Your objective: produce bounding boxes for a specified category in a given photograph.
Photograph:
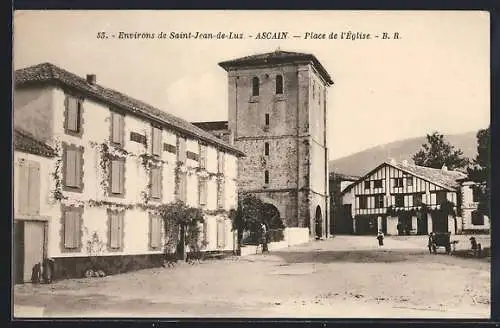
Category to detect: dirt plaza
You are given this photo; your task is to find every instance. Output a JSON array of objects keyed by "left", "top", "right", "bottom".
[{"left": 13, "top": 235, "right": 490, "bottom": 319}]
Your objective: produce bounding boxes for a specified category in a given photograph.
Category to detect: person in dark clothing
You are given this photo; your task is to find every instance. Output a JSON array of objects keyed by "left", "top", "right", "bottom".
[
  {"left": 428, "top": 232, "right": 437, "bottom": 254},
  {"left": 376, "top": 231, "right": 384, "bottom": 246},
  {"left": 470, "top": 237, "right": 478, "bottom": 256},
  {"left": 261, "top": 223, "right": 269, "bottom": 253}
]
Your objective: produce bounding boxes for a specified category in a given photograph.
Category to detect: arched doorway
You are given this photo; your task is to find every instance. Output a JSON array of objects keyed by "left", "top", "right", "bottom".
[
  {"left": 261, "top": 203, "right": 285, "bottom": 243},
  {"left": 315, "top": 206, "right": 322, "bottom": 239}
]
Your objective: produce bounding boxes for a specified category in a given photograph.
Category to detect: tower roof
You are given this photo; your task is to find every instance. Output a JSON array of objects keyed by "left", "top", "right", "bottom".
[{"left": 218, "top": 50, "right": 334, "bottom": 86}]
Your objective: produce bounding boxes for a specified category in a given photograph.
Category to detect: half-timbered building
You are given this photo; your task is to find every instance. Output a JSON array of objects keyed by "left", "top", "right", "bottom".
[{"left": 341, "top": 160, "right": 469, "bottom": 236}]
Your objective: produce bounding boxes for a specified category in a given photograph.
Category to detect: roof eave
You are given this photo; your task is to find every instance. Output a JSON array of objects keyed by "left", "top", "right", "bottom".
[{"left": 15, "top": 79, "right": 245, "bottom": 157}]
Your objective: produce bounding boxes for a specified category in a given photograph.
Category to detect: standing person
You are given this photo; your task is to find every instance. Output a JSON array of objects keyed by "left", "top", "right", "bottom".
[
  {"left": 376, "top": 230, "right": 384, "bottom": 247},
  {"left": 261, "top": 222, "right": 269, "bottom": 253},
  {"left": 428, "top": 232, "right": 436, "bottom": 254}
]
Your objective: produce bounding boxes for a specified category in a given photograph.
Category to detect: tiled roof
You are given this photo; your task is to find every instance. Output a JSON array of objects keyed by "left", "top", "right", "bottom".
[
  {"left": 329, "top": 171, "right": 359, "bottom": 181},
  {"left": 218, "top": 50, "right": 334, "bottom": 85},
  {"left": 191, "top": 121, "right": 229, "bottom": 131},
  {"left": 14, "top": 128, "right": 56, "bottom": 157},
  {"left": 14, "top": 63, "right": 245, "bottom": 157},
  {"left": 390, "top": 161, "right": 467, "bottom": 190}
]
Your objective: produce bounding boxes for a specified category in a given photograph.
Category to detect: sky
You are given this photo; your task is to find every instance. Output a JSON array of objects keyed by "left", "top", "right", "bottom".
[{"left": 13, "top": 10, "right": 490, "bottom": 160}]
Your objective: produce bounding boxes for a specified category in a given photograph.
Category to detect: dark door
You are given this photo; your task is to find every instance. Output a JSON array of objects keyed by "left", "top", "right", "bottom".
[
  {"left": 417, "top": 213, "right": 428, "bottom": 235},
  {"left": 398, "top": 213, "right": 412, "bottom": 235},
  {"left": 340, "top": 204, "right": 352, "bottom": 234},
  {"left": 14, "top": 221, "right": 24, "bottom": 284},
  {"left": 315, "top": 206, "right": 322, "bottom": 239},
  {"left": 382, "top": 216, "right": 387, "bottom": 234},
  {"left": 432, "top": 212, "right": 448, "bottom": 233}
]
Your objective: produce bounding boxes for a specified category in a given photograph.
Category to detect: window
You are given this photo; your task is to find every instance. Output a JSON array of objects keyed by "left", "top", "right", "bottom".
[
  {"left": 130, "top": 132, "right": 146, "bottom": 145},
  {"left": 264, "top": 142, "right": 269, "bottom": 156},
  {"left": 364, "top": 181, "right": 371, "bottom": 189},
  {"left": 110, "top": 159, "right": 125, "bottom": 196},
  {"left": 199, "top": 144, "right": 207, "bottom": 169},
  {"left": 374, "top": 179, "right": 383, "bottom": 189},
  {"left": 393, "top": 178, "right": 403, "bottom": 188},
  {"left": 264, "top": 170, "right": 269, "bottom": 184},
  {"left": 163, "top": 143, "right": 176, "bottom": 154},
  {"left": 108, "top": 210, "right": 124, "bottom": 251},
  {"left": 199, "top": 178, "right": 208, "bottom": 206},
  {"left": 64, "top": 95, "right": 82, "bottom": 135},
  {"left": 395, "top": 195, "right": 405, "bottom": 207},
  {"left": 63, "top": 206, "right": 82, "bottom": 250},
  {"left": 149, "top": 214, "right": 162, "bottom": 249},
  {"left": 252, "top": 77, "right": 259, "bottom": 96},
  {"left": 111, "top": 111, "right": 125, "bottom": 146},
  {"left": 150, "top": 167, "right": 162, "bottom": 199},
  {"left": 203, "top": 221, "right": 208, "bottom": 246},
  {"left": 217, "top": 151, "right": 225, "bottom": 173},
  {"left": 375, "top": 194, "right": 384, "bottom": 208},
  {"left": 265, "top": 114, "right": 270, "bottom": 126},
  {"left": 64, "top": 144, "right": 84, "bottom": 191},
  {"left": 217, "top": 178, "right": 225, "bottom": 209},
  {"left": 436, "top": 191, "right": 447, "bottom": 204},
  {"left": 186, "top": 151, "right": 199, "bottom": 161},
  {"left": 152, "top": 126, "right": 162, "bottom": 156},
  {"left": 406, "top": 177, "right": 413, "bottom": 187},
  {"left": 359, "top": 196, "right": 368, "bottom": 209},
  {"left": 177, "top": 137, "right": 186, "bottom": 163},
  {"left": 276, "top": 75, "right": 283, "bottom": 94},
  {"left": 413, "top": 193, "right": 423, "bottom": 206},
  {"left": 217, "top": 220, "right": 226, "bottom": 248},
  {"left": 471, "top": 211, "right": 485, "bottom": 225},
  {"left": 472, "top": 186, "right": 481, "bottom": 203},
  {"left": 17, "top": 159, "right": 40, "bottom": 215}
]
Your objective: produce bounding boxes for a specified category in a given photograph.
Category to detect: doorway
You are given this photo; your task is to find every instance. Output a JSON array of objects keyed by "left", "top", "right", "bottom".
[
  {"left": 14, "top": 220, "right": 46, "bottom": 284},
  {"left": 432, "top": 211, "right": 449, "bottom": 233}
]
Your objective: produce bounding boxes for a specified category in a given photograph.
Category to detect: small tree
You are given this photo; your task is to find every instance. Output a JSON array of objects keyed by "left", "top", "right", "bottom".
[
  {"left": 84, "top": 228, "right": 106, "bottom": 277},
  {"left": 467, "top": 126, "right": 490, "bottom": 215},
  {"left": 412, "top": 132, "right": 469, "bottom": 170},
  {"left": 158, "top": 201, "right": 205, "bottom": 260}
]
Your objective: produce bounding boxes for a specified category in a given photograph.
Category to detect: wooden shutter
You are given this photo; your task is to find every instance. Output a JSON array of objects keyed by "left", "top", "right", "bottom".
[
  {"left": 64, "top": 210, "right": 76, "bottom": 248},
  {"left": 65, "top": 149, "right": 76, "bottom": 187},
  {"left": 178, "top": 138, "right": 186, "bottom": 162},
  {"left": 112, "top": 113, "right": 123, "bottom": 144},
  {"left": 28, "top": 161, "right": 40, "bottom": 214},
  {"left": 110, "top": 212, "right": 121, "bottom": 249},
  {"left": 218, "top": 152, "right": 225, "bottom": 173},
  {"left": 17, "top": 161, "right": 29, "bottom": 214},
  {"left": 66, "top": 97, "right": 78, "bottom": 131},
  {"left": 151, "top": 216, "right": 161, "bottom": 248},
  {"left": 200, "top": 145, "right": 207, "bottom": 169},
  {"left": 152, "top": 127, "right": 162, "bottom": 156},
  {"left": 218, "top": 179, "right": 225, "bottom": 209},
  {"left": 217, "top": 220, "right": 226, "bottom": 248},
  {"left": 111, "top": 160, "right": 124, "bottom": 195},
  {"left": 178, "top": 172, "right": 186, "bottom": 202},
  {"left": 199, "top": 178, "right": 207, "bottom": 205}
]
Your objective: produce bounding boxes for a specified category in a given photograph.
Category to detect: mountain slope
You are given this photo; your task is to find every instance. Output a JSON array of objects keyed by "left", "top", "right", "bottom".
[{"left": 329, "top": 131, "right": 478, "bottom": 177}]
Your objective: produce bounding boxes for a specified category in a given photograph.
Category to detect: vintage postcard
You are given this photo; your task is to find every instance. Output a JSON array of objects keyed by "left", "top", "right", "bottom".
[{"left": 12, "top": 10, "right": 491, "bottom": 319}]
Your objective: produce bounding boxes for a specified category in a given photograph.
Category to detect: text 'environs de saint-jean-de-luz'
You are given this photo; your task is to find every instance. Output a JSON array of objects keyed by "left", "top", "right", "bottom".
[{"left": 98, "top": 31, "right": 401, "bottom": 41}]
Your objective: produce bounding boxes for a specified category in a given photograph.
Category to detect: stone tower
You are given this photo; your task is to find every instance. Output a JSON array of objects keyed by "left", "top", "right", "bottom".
[{"left": 218, "top": 50, "right": 334, "bottom": 239}]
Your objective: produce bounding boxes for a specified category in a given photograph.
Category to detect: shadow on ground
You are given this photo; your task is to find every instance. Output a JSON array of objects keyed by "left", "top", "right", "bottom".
[{"left": 271, "top": 249, "right": 426, "bottom": 264}]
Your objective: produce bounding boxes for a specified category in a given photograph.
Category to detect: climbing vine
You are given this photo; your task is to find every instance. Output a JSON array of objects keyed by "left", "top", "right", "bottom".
[{"left": 50, "top": 140, "right": 67, "bottom": 202}]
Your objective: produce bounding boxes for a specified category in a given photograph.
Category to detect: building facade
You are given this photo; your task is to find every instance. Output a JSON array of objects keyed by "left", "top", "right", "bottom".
[
  {"left": 13, "top": 128, "right": 56, "bottom": 284},
  {"left": 13, "top": 63, "right": 244, "bottom": 280},
  {"left": 217, "top": 50, "right": 334, "bottom": 241},
  {"left": 329, "top": 172, "right": 359, "bottom": 235},
  {"left": 340, "top": 160, "right": 490, "bottom": 236},
  {"left": 459, "top": 179, "right": 490, "bottom": 232}
]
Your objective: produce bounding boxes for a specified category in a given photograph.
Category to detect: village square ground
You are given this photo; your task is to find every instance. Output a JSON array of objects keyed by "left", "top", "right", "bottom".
[{"left": 13, "top": 235, "right": 490, "bottom": 319}]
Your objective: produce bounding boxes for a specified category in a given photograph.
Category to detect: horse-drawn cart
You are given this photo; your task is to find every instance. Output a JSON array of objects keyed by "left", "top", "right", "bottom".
[{"left": 428, "top": 232, "right": 458, "bottom": 255}]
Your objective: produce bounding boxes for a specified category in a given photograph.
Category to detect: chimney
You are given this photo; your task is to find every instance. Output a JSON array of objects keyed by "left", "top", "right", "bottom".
[
  {"left": 441, "top": 165, "right": 448, "bottom": 171},
  {"left": 86, "top": 74, "right": 96, "bottom": 85}
]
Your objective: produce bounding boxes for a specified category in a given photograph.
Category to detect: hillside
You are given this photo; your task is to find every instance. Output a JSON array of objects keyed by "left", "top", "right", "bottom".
[{"left": 329, "top": 131, "right": 478, "bottom": 177}]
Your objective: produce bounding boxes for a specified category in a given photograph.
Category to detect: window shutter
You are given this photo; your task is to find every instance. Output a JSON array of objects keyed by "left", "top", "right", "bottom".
[
  {"left": 152, "top": 127, "right": 162, "bottom": 156},
  {"left": 28, "top": 161, "right": 40, "bottom": 214},
  {"left": 199, "top": 178, "right": 207, "bottom": 205},
  {"left": 110, "top": 213, "right": 119, "bottom": 248},
  {"left": 217, "top": 220, "right": 226, "bottom": 248},
  {"left": 218, "top": 179, "right": 225, "bottom": 209},
  {"left": 178, "top": 138, "right": 186, "bottom": 162},
  {"left": 111, "top": 160, "right": 121, "bottom": 194},
  {"left": 112, "top": 113, "right": 122, "bottom": 144},
  {"left": 64, "top": 211, "right": 75, "bottom": 248},
  {"left": 119, "top": 160, "right": 124, "bottom": 194},
  {"left": 65, "top": 149, "right": 76, "bottom": 187},
  {"left": 74, "top": 211, "right": 81, "bottom": 248},
  {"left": 118, "top": 213, "right": 124, "bottom": 248},
  {"left": 17, "top": 161, "right": 29, "bottom": 214},
  {"left": 218, "top": 152, "right": 225, "bottom": 173},
  {"left": 151, "top": 216, "right": 160, "bottom": 248},
  {"left": 67, "top": 97, "right": 78, "bottom": 131}
]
